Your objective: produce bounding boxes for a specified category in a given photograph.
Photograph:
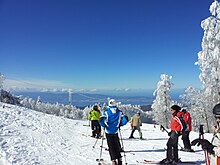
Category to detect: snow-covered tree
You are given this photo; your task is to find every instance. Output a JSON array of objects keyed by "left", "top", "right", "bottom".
[
  {"left": 151, "top": 74, "right": 173, "bottom": 128},
  {"left": 118, "top": 104, "right": 153, "bottom": 123},
  {"left": 181, "top": 87, "right": 214, "bottom": 132},
  {"left": 36, "top": 96, "right": 42, "bottom": 104},
  {"left": 82, "top": 105, "right": 93, "bottom": 119},
  {"left": 189, "top": 0, "right": 220, "bottom": 132},
  {"left": 196, "top": 1, "right": 220, "bottom": 104},
  {"left": 0, "top": 73, "right": 5, "bottom": 90},
  {"left": 68, "top": 89, "right": 72, "bottom": 106}
]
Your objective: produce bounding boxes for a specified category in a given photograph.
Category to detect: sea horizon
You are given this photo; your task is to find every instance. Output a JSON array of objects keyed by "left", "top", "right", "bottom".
[{"left": 12, "top": 90, "right": 183, "bottom": 107}]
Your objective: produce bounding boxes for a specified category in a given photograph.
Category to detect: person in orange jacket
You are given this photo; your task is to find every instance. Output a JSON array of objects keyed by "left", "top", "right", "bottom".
[
  {"left": 181, "top": 109, "right": 193, "bottom": 152},
  {"left": 161, "top": 105, "right": 183, "bottom": 164}
]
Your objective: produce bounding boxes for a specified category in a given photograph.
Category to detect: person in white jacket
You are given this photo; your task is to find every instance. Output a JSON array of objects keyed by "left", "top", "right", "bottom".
[{"left": 191, "top": 103, "right": 220, "bottom": 165}]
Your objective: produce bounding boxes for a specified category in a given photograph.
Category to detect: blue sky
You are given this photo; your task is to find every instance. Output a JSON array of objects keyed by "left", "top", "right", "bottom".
[{"left": 0, "top": 0, "right": 214, "bottom": 93}]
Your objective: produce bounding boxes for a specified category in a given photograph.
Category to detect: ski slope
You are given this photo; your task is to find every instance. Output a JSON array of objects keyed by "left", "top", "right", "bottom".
[{"left": 0, "top": 102, "right": 211, "bottom": 165}]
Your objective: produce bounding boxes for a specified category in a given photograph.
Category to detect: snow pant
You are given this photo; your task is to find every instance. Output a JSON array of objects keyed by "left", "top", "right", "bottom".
[
  {"left": 182, "top": 131, "right": 191, "bottom": 150},
  {"left": 166, "top": 130, "right": 179, "bottom": 161},
  {"left": 106, "top": 133, "right": 122, "bottom": 164},
  {"left": 130, "top": 126, "right": 142, "bottom": 138},
  {"left": 91, "top": 120, "right": 101, "bottom": 137}
]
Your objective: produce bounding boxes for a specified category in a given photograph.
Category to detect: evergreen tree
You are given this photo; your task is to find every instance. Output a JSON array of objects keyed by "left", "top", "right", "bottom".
[
  {"left": 181, "top": 87, "right": 212, "bottom": 132},
  {"left": 151, "top": 74, "right": 173, "bottom": 128},
  {"left": 0, "top": 73, "right": 5, "bottom": 90},
  {"left": 182, "top": 1, "right": 220, "bottom": 132},
  {"left": 196, "top": 0, "right": 220, "bottom": 104}
]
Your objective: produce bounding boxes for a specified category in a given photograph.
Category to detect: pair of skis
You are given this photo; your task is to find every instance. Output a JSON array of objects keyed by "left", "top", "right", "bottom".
[
  {"left": 96, "top": 158, "right": 199, "bottom": 164},
  {"left": 136, "top": 159, "right": 198, "bottom": 164}
]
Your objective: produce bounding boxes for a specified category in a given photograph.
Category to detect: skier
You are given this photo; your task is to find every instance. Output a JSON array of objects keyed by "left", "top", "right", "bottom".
[
  {"left": 99, "top": 99, "right": 128, "bottom": 165},
  {"left": 191, "top": 103, "right": 220, "bottom": 165},
  {"left": 129, "top": 112, "right": 143, "bottom": 139},
  {"left": 88, "top": 105, "right": 101, "bottom": 138},
  {"left": 160, "top": 105, "right": 183, "bottom": 164},
  {"left": 181, "top": 108, "right": 193, "bottom": 152}
]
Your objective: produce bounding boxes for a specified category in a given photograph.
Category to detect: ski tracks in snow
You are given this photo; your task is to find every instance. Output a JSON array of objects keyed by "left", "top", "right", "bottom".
[
  {"left": 0, "top": 103, "right": 208, "bottom": 165},
  {"left": 0, "top": 103, "right": 88, "bottom": 165}
]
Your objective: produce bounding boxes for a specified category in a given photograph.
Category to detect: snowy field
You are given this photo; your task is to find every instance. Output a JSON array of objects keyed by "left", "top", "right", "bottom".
[{"left": 0, "top": 102, "right": 212, "bottom": 165}]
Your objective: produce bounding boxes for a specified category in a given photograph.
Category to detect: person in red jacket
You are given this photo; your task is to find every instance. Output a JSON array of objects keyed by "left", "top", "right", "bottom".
[
  {"left": 161, "top": 105, "right": 183, "bottom": 164},
  {"left": 181, "top": 109, "right": 193, "bottom": 152}
]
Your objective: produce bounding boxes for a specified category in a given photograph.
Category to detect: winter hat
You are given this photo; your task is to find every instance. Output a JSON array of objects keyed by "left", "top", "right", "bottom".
[
  {"left": 213, "top": 103, "right": 220, "bottom": 115},
  {"left": 93, "top": 105, "right": 98, "bottom": 111},
  {"left": 108, "top": 99, "right": 117, "bottom": 106},
  {"left": 182, "top": 109, "right": 187, "bottom": 114},
  {"left": 171, "top": 105, "right": 181, "bottom": 111}
]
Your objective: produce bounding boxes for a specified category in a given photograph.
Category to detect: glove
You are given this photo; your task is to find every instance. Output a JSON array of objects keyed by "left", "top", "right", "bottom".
[
  {"left": 191, "top": 138, "right": 215, "bottom": 154},
  {"left": 169, "top": 131, "right": 179, "bottom": 139},
  {"left": 191, "top": 138, "right": 200, "bottom": 146},
  {"left": 124, "top": 115, "right": 129, "bottom": 122},
  {"left": 168, "top": 132, "right": 171, "bottom": 136},
  {"left": 99, "top": 116, "right": 105, "bottom": 123}
]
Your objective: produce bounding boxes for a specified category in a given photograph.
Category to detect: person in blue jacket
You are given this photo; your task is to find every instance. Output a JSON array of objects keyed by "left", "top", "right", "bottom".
[{"left": 100, "top": 99, "right": 128, "bottom": 165}]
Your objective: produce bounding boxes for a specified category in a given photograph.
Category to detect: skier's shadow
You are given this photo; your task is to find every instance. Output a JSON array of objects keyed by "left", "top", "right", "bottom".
[
  {"left": 190, "top": 161, "right": 205, "bottom": 165},
  {"left": 125, "top": 149, "right": 165, "bottom": 153},
  {"left": 145, "top": 138, "right": 168, "bottom": 141},
  {"left": 122, "top": 138, "right": 168, "bottom": 141}
]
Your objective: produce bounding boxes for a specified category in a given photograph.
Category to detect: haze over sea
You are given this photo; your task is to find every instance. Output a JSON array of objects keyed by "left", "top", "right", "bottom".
[{"left": 13, "top": 90, "right": 183, "bottom": 107}]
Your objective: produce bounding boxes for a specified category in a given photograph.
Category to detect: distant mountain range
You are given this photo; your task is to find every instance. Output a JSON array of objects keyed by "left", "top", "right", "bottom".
[
  {"left": 13, "top": 91, "right": 183, "bottom": 107},
  {"left": 13, "top": 91, "right": 154, "bottom": 107}
]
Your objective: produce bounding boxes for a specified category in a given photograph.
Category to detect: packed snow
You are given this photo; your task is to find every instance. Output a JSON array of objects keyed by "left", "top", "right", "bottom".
[{"left": 0, "top": 102, "right": 213, "bottom": 165}]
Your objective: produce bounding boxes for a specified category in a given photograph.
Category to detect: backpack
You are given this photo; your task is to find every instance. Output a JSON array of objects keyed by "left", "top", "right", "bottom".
[{"left": 178, "top": 116, "right": 187, "bottom": 134}]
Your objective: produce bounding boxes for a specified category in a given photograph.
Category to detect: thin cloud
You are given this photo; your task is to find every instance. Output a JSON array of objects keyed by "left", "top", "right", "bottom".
[{"left": 4, "top": 78, "right": 73, "bottom": 92}]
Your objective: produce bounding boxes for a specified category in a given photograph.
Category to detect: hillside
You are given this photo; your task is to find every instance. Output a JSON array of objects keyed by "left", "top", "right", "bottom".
[{"left": 0, "top": 102, "right": 210, "bottom": 165}]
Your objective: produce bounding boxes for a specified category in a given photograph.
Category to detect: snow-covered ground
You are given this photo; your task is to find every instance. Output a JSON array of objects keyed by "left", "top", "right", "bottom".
[{"left": 0, "top": 102, "right": 212, "bottom": 165}]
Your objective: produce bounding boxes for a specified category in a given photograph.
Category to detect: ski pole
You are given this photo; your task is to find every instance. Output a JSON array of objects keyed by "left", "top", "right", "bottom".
[
  {"left": 199, "top": 125, "right": 210, "bottom": 165},
  {"left": 98, "top": 127, "right": 105, "bottom": 165},
  {"left": 119, "top": 127, "right": 128, "bottom": 165},
  {"left": 92, "top": 136, "right": 99, "bottom": 148},
  {"left": 160, "top": 125, "right": 184, "bottom": 149}
]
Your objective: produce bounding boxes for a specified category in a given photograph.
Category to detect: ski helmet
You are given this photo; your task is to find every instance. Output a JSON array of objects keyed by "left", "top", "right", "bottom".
[
  {"left": 213, "top": 103, "right": 220, "bottom": 115},
  {"left": 108, "top": 99, "right": 117, "bottom": 106}
]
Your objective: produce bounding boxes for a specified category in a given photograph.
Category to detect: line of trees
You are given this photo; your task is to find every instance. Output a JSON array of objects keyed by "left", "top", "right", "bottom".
[{"left": 19, "top": 96, "right": 152, "bottom": 122}]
